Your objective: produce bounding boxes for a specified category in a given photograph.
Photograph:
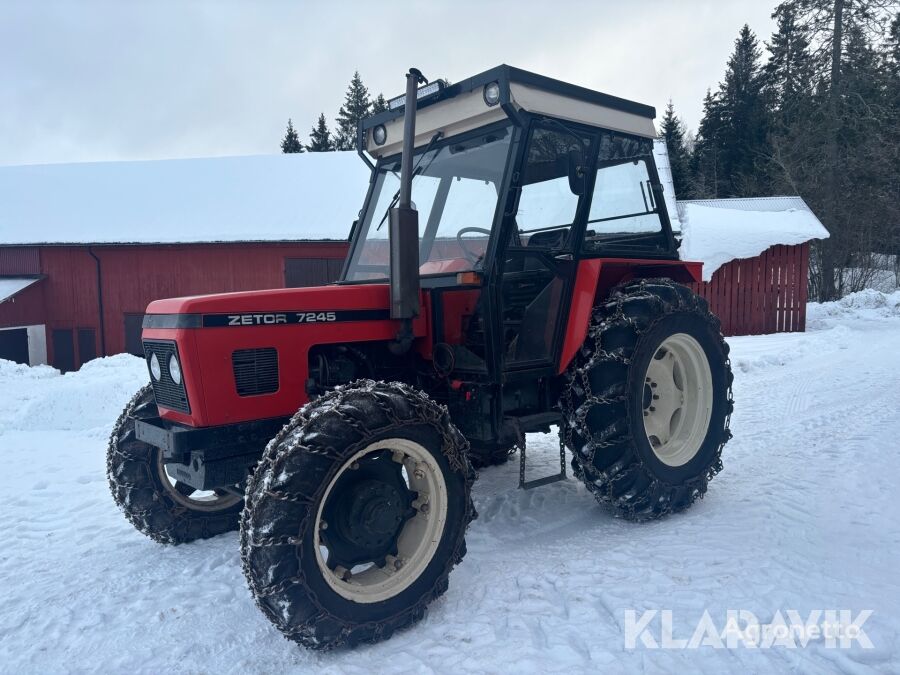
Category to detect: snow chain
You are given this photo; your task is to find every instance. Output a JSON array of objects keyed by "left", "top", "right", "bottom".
[{"left": 241, "top": 379, "right": 476, "bottom": 650}]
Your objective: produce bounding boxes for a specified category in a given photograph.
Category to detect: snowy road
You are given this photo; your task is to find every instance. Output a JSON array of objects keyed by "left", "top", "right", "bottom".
[{"left": 1, "top": 291, "right": 899, "bottom": 673}]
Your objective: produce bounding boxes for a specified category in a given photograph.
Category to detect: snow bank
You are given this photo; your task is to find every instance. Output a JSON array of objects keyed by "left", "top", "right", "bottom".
[
  {"left": 679, "top": 201, "right": 829, "bottom": 281},
  {"left": 807, "top": 288, "right": 900, "bottom": 330},
  {"left": 0, "top": 354, "right": 148, "bottom": 433},
  {"left": 0, "top": 152, "right": 371, "bottom": 244}
]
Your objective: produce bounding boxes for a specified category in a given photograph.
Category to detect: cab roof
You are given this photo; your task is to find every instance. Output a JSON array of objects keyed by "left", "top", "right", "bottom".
[{"left": 361, "top": 65, "right": 658, "bottom": 158}]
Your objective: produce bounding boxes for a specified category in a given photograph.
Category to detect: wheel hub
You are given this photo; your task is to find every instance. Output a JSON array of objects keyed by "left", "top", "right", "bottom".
[
  {"left": 321, "top": 452, "right": 416, "bottom": 569},
  {"left": 641, "top": 333, "right": 713, "bottom": 467}
]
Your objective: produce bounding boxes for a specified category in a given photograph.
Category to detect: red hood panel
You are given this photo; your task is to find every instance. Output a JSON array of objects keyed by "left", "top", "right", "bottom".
[{"left": 145, "top": 283, "right": 391, "bottom": 314}]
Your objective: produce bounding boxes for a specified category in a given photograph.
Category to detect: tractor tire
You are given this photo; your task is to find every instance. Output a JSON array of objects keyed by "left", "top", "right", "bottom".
[
  {"left": 467, "top": 441, "right": 515, "bottom": 468},
  {"left": 561, "top": 279, "right": 733, "bottom": 521},
  {"left": 107, "top": 384, "right": 244, "bottom": 544},
  {"left": 240, "top": 380, "right": 476, "bottom": 650}
]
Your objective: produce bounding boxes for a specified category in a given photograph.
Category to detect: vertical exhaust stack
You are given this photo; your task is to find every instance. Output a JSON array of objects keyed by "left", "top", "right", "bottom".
[{"left": 388, "top": 68, "right": 426, "bottom": 352}]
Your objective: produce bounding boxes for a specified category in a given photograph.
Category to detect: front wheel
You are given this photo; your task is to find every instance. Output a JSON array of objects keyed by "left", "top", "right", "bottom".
[
  {"left": 561, "top": 279, "right": 733, "bottom": 521},
  {"left": 240, "top": 380, "right": 475, "bottom": 650},
  {"left": 106, "top": 385, "right": 244, "bottom": 544}
]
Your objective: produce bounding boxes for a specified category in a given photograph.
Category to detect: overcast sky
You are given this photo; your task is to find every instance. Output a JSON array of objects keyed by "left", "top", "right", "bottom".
[{"left": 0, "top": 0, "right": 779, "bottom": 167}]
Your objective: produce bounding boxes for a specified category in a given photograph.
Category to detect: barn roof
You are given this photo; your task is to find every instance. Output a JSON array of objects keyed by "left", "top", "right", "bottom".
[
  {"left": 676, "top": 196, "right": 830, "bottom": 281},
  {"left": 0, "top": 146, "right": 829, "bottom": 282},
  {"left": 0, "top": 152, "right": 371, "bottom": 245}
]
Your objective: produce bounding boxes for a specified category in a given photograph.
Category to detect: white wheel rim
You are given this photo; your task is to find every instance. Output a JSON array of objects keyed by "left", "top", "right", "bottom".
[
  {"left": 314, "top": 438, "right": 448, "bottom": 604},
  {"left": 642, "top": 333, "right": 713, "bottom": 467}
]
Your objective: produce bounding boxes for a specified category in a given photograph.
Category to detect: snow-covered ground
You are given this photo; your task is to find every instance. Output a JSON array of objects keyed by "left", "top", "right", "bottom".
[{"left": 2, "top": 291, "right": 899, "bottom": 673}]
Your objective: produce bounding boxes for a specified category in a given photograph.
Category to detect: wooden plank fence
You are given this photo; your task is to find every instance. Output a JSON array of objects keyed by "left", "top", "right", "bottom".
[{"left": 688, "top": 242, "right": 809, "bottom": 337}]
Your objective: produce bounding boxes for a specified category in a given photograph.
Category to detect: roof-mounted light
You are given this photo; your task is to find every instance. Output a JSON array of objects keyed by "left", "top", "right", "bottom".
[
  {"left": 387, "top": 79, "right": 447, "bottom": 111},
  {"left": 483, "top": 81, "right": 501, "bottom": 106}
]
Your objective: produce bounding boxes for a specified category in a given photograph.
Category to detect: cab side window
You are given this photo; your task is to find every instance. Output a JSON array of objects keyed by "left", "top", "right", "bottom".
[{"left": 583, "top": 134, "right": 665, "bottom": 249}]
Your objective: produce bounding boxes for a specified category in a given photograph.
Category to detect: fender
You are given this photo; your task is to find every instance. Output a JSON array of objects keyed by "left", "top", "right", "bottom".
[{"left": 558, "top": 258, "right": 703, "bottom": 374}]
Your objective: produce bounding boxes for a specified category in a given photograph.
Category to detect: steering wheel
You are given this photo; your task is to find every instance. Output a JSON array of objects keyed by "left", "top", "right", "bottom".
[{"left": 456, "top": 227, "right": 492, "bottom": 264}]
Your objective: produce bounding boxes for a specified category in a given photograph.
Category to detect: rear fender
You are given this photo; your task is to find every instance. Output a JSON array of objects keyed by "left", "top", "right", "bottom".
[{"left": 558, "top": 258, "right": 702, "bottom": 374}]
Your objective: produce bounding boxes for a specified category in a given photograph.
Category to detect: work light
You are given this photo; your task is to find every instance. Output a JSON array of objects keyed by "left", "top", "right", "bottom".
[
  {"left": 373, "top": 124, "right": 387, "bottom": 145},
  {"left": 483, "top": 81, "right": 501, "bottom": 106}
]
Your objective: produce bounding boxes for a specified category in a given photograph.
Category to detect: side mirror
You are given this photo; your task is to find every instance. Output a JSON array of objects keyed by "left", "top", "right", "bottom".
[{"left": 567, "top": 148, "right": 586, "bottom": 196}]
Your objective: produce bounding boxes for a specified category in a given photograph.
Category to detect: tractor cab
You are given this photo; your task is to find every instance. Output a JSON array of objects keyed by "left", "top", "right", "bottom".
[{"left": 348, "top": 65, "right": 680, "bottom": 381}]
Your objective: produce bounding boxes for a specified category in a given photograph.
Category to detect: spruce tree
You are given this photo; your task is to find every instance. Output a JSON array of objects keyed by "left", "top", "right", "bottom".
[
  {"left": 334, "top": 71, "right": 372, "bottom": 151},
  {"left": 307, "top": 113, "right": 334, "bottom": 152},
  {"left": 371, "top": 93, "right": 388, "bottom": 114},
  {"left": 763, "top": 3, "right": 816, "bottom": 118},
  {"left": 691, "top": 90, "right": 725, "bottom": 198},
  {"left": 280, "top": 118, "right": 304, "bottom": 153},
  {"left": 658, "top": 101, "right": 693, "bottom": 198},
  {"left": 717, "top": 25, "right": 770, "bottom": 196}
]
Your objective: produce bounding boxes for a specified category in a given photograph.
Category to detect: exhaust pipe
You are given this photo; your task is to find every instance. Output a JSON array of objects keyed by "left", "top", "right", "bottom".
[{"left": 388, "top": 68, "right": 426, "bottom": 352}]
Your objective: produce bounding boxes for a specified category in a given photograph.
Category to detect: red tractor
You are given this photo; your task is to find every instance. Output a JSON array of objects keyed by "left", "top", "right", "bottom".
[{"left": 108, "top": 66, "right": 733, "bottom": 649}]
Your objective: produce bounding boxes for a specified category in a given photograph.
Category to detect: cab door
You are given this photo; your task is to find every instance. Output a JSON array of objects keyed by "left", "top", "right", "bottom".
[{"left": 498, "top": 124, "right": 594, "bottom": 370}]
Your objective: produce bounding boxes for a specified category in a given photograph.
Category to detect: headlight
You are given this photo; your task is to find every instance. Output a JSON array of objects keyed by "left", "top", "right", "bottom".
[
  {"left": 483, "top": 81, "right": 501, "bottom": 107},
  {"left": 168, "top": 354, "right": 182, "bottom": 385},
  {"left": 373, "top": 124, "right": 387, "bottom": 146},
  {"left": 149, "top": 353, "right": 161, "bottom": 381}
]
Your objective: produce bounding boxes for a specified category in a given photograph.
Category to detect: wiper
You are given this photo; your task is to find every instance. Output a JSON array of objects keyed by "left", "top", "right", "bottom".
[{"left": 375, "top": 131, "right": 444, "bottom": 231}]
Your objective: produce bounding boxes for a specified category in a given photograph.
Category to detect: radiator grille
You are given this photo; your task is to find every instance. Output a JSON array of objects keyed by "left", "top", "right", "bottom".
[
  {"left": 143, "top": 340, "right": 190, "bottom": 413},
  {"left": 232, "top": 348, "right": 279, "bottom": 397}
]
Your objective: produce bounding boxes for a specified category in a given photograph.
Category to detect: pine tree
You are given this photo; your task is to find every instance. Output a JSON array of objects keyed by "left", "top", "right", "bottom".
[
  {"left": 307, "top": 113, "right": 334, "bottom": 152},
  {"left": 334, "top": 71, "right": 372, "bottom": 151},
  {"left": 371, "top": 93, "right": 388, "bottom": 114},
  {"left": 280, "top": 118, "right": 304, "bottom": 153},
  {"left": 658, "top": 101, "right": 693, "bottom": 198}
]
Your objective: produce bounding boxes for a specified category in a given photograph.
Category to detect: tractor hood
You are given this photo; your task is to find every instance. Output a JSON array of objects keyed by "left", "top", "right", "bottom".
[
  {"left": 143, "top": 283, "right": 402, "bottom": 327},
  {"left": 140, "top": 282, "right": 430, "bottom": 428}
]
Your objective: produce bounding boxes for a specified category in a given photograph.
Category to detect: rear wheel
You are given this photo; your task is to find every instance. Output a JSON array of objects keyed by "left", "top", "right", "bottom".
[
  {"left": 106, "top": 385, "right": 243, "bottom": 544},
  {"left": 561, "top": 279, "right": 733, "bottom": 520},
  {"left": 240, "top": 380, "right": 475, "bottom": 650}
]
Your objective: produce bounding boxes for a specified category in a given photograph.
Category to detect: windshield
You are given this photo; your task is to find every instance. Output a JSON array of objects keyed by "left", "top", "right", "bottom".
[{"left": 345, "top": 124, "right": 512, "bottom": 281}]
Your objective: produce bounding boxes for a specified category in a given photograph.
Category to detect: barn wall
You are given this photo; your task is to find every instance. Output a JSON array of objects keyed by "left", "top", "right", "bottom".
[
  {"left": 689, "top": 243, "right": 809, "bottom": 336},
  {"left": 0, "top": 242, "right": 349, "bottom": 369}
]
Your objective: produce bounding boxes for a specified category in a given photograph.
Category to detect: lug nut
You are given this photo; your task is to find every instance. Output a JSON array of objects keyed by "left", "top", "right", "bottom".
[
  {"left": 319, "top": 520, "right": 328, "bottom": 530},
  {"left": 413, "top": 468, "right": 426, "bottom": 480},
  {"left": 653, "top": 394, "right": 659, "bottom": 400},
  {"left": 350, "top": 462, "right": 360, "bottom": 470},
  {"left": 394, "top": 558, "right": 405, "bottom": 570},
  {"left": 419, "top": 503, "right": 430, "bottom": 514},
  {"left": 649, "top": 406, "right": 656, "bottom": 412}
]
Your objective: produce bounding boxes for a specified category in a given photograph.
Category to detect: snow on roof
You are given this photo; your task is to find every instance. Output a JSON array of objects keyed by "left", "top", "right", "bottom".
[
  {"left": 0, "top": 152, "right": 371, "bottom": 245},
  {"left": 0, "top": 276, "right": 42, "bottom": 303},
  {"left": 677, "top": 197, "right": 830, "bottom": 281}
]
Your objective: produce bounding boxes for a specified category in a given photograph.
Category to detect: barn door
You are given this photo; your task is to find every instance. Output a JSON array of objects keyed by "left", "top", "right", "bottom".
[{"left": 52, "top": 329, "right": 75, "bottom": 372}]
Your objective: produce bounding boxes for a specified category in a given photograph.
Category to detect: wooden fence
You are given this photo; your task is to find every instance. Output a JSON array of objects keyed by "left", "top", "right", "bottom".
[{"left": 689, "top": 242, "right": 809, "bottom": 336}]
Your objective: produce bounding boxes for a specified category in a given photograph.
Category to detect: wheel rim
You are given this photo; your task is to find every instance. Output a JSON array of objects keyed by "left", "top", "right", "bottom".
[
  {"left": 642, "top": 333, "right": 713, "bottom": 467},
  {"left": 314, "top": 438, "right": 448, "bottom": 604},
  {"left": 154, "top": 451, "right": 243, "bottom": 512}
]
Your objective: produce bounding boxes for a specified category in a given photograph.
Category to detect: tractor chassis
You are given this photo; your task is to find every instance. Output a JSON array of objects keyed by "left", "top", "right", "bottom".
[{"left": 135, "top": 416, "right": 288, "bottom": 491}]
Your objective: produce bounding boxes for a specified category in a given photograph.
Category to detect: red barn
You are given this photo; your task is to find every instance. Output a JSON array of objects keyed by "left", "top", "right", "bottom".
[
  {"left": 1, "top": 146, "right": 827, "bottom": 370},
  {"left": 0, "top": 153, "right": 366, "bottom": 370}
]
